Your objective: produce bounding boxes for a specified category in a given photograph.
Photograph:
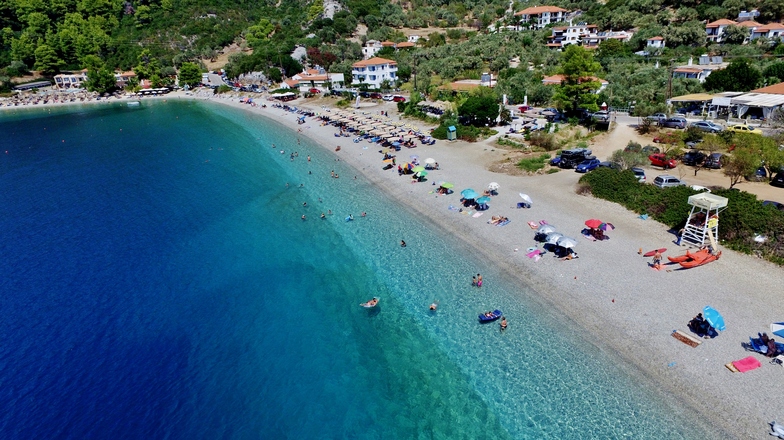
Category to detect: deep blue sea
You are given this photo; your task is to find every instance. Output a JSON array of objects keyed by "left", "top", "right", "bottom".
[{"left": 0, "top": 100, "right": 713, "bottom": 439}]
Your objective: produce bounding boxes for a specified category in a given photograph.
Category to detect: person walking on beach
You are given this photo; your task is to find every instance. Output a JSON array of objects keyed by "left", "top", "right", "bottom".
[{"left": 652, "top": 250, "right": 662, "bottom": 270}]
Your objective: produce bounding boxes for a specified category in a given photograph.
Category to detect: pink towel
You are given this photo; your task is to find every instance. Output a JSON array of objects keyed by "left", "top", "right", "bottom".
[
  {"left": 733, "top": 356, "right": 762, "bottom": 373},
  {"left": 526, "top": 250, "right": 541, "bottom": 258}
]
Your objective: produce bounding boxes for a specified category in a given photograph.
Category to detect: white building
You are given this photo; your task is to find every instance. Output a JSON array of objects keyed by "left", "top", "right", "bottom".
[
  {"left": 647, "top": 36, "right": 665, "bottom": 49},
  {"left": 351, "top": 57, "right": 398, "bottom": 89},
  {"left": 706, "top": 19, "right": 737, "bottom": 43},
  {"left": 53, "top": 71, "right": 88, "bottom": 89},
  {"left": 751, "top": 23, "right": 784, "bottom": 40},
  {"left": 281, "top": 68, "right": 345, "bottom": 92},
  {"left": 546, "top": 24, "right": 597, "bottom": 48},
  {"left": 514, "top": 6, "right": 569, "bottom": 29},
  {"left": 362, "top": 40, "right": 382, "bottom": 59}
]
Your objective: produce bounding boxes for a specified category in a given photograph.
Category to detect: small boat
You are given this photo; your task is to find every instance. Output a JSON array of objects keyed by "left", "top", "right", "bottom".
[
  {"left": 127, "top": 101, "right": 140, "bottom": 106},
  {"left": 360, "top": 297, "right": 379, "bottom": 308},
  {"left": 479, "top": 309, "right": 502, "bottom": 323},
  {"left": 680, "top": 251, "right": 721, "bottom": 268}
]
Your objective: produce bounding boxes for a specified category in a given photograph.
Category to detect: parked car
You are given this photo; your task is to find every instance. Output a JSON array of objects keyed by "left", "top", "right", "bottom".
[
  {"left": 592, "top": 111, "right": 610, "bottom": 123},
  {"left": 558, "top": 148, "right": 594, "bottom": 169},
  {"left": 762, "top": 200, "right": 784, "bottom": 211},
  {"left": 518, "top": 105, "right": 530, "bottom": 112},
  {"left": 598, "top": 161, "right": 620, "bottom": 169},
  {"left": 549, "top": 155, "right": 562, "bottom": 166},
  {"left": 392, "top": 95, "right": 406, "bottom": 102},
  {"left": 689, "top": 121, "right": 723, "bottom": 133},
  {"left": 727, "top": 124, "right": 762, "bottom": 135},
  {"left": 682, "top": 150, "right": 706, "bottom": 166},
  {"left": 575, "top": 159, "right": 601, "bottom": 173},
  {"left": 642, "top": 145, "right": 660, "bottom": 154},
  {"left": 649, "top": 153, "right": 677, "bottom": 169},
  {"left": 382, "top": 94, "right": 394, "bottom": 101},
  {"left": 691, "top": 185, "right": 711, "bottom": 192},
  {"left": 632, "top": 167, "right": 646, "bottom": 183},
  {"left": 653, "top": 175, "right": 685, "bottom": 188},
  {"left": 369, "top": 92, "right": 383, "bottom": 99},
  {"left": 645, "top": 113, "right": 668, "bottom": 123},
  {"left": 539, "top": 107, "right": 558, "bottom": 115},
  {"left": 746, "top": 166, "right": 768, "bottom": 182},
  {"left": 703, "top": 152, "right": 724, "bottom": 169},
  {"left": 660, "top": 117, "right": 687, "bottom": 129},
  {"left": 308, "top": 88, "right": 321, "bottom": 94},
  {"left": 771, "top": 170, "right": 784, "bottom": 187}
]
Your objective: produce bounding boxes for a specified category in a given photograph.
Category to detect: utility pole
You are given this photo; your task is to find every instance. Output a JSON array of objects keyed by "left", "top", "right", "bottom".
[{"left": 667, "top": 59, "right": 674, "bottom": 100}]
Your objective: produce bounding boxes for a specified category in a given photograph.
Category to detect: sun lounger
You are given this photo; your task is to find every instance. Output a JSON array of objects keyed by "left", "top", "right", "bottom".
[
  {"left": 527, "top": 221, "right": 538, "bottom": 229},
  {"left": 725, "top": 356, "right": 761, "bottom": 373}
]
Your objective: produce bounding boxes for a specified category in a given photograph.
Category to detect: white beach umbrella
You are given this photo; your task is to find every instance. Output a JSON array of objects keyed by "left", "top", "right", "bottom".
[
  {"left": 488, "top": 182, "right": 500, "bottom": 191},
  {"left": 556, "top": 236, "right": 579, "bottom": 249},
  {"left": 519, "top": 193, "right": 533, "bottom": 206},
  {"left": 536, "top": 224, "right": 557, "bottom": 234},
  {"left": 545, "top": 232, "right": 563, "bottom": 245},
  {"left": 425, "top": 158, "right": 436, "bottom": 165}
]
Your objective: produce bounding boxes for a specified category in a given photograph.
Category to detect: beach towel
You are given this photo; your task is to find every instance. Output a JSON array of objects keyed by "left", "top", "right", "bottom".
[
  {"left": 726, "top": 356, "right": 761, "bottom": 373},
  {"left": 582, "top": 233, "right": 596, "bottom": 241},
  {"left": 527, "top": 221, "right": 538, "bottom": 229},
  {"left": 671, "top": 330, "right": 702, "bottom": 348},
  {"left": 526, "top": 249, "right": 541, "bottom": 258},
  {"left": 448, "top": 205, "right": 459, "bottom": 212},
  {"left": 539, "top": 220, "right": 548, "bottom": 225},
  {"left": 496, "top": 219, "right": 510, "bottom": 226},
  {"left": 472, "top": 212, "right": 484, "bottom": 218}
]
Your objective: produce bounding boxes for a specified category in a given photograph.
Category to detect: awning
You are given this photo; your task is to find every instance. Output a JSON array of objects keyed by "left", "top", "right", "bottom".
[{"left": 669, "top": 93, "right": 716, "bottom": 102}]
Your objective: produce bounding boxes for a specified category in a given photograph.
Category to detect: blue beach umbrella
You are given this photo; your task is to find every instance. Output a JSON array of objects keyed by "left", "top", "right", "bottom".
[
  {"left": 476, "top": 196, "right": 491, "bottom": 204},
  {"left": 461, "top": 188, "right": 476, "bottom": 196},
  {"left": 703, "top": 306, "right": 725, "bottom": 332},
  {"left": 771, "top": 322, "right": 784, "bottom": 338},
  {"left": 461, "top": 190, "right": 479, "bottom": 200}
]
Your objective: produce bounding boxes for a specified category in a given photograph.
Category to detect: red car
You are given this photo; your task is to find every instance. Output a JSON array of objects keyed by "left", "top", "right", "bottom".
[
  {"left": 649, "top": 153, "right": 677, "bottom": 169},
  {"left": 309, "top": 88, "right": 321, "bottom": 94},
  {"left": 392, "top": 95, "right": 406, "bottom": 102}
]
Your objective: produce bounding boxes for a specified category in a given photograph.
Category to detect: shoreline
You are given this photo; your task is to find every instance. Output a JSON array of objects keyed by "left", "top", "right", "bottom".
[
  {"left": 9, "top": 90, "right": 781, "bottom": 437},
  {"left": 212, "top": 92, "right": 782, "bottom": 438}
]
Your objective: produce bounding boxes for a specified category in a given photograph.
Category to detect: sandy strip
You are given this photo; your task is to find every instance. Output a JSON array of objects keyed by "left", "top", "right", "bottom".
[{"left": 12, "top": 90, "right": 782, "bottom": 437}]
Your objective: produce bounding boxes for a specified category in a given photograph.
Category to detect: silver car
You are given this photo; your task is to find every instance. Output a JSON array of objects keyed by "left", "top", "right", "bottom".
[
  {"left": 690, "top": 121, "right": 723, "bottom": 133},
  {"left": 653, "top": 175, "right": 685, "bottom": 188}
]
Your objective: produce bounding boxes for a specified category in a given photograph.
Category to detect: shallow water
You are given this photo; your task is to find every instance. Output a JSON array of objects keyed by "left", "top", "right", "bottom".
[{"left": 0, "top": 100, "right": 711, "bottom": 438}]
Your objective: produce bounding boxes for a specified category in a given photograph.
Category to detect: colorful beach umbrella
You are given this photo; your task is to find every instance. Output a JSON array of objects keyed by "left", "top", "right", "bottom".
[
  {"left": 476, "top": 196, "right": 491, "bottom": 204},
  {"left": 703, "top": 306, "right": 726, "bottom": 332},
  {"left": 601, "top": 222, "right": 615, "bottom": 231},
  {"left": 488, "top": 182, "right": 500, "bottom": 190},
  {"left": 585, "top": 219, "right": 603, "bottom": 229},
  {"left": 410, "top": 155, "right": 419, "bottom": 160},
  {"left": 772, "top": 322, "right": 784, "bottom": 338}
]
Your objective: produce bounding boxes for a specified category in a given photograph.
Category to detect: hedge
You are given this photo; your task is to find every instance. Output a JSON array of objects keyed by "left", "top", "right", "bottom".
[{"left": 579, "top": 168, "right": 784, "bottom": 265}]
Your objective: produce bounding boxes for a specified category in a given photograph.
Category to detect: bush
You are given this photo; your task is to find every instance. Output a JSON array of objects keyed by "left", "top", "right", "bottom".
[
  {"left": 528, "top": 131, "right": 558, "bottom": 151},
  {"left": 517, "top": 153, "right": 551, "bottom": 172},
  {"left": 579, "top": 169, "right": 784, "bottom": 264}
]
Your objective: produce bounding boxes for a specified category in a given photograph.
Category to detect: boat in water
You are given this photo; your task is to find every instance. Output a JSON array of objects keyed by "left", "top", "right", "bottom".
[{"left": 479, "top": 310, "right": 502, "bottom": 323}]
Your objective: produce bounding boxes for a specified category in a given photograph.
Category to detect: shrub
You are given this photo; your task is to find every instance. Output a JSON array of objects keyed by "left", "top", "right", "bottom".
[
  {"left": 528, "top": 131, "right": 558, "bottom": 151},
  {"left": 517, "top": 153, "right": 551, "bottom": 172},
  {"left": 579, "top": 169, "right": 784, "bottom": 264}
]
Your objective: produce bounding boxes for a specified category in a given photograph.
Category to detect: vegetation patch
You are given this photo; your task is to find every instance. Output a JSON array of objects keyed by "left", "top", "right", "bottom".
[
  {"left": 579, "top": 168, "right": 784, "bottom": 265},
  {"left": 517, "top": 153, "right": 552, "bottom": 173}
]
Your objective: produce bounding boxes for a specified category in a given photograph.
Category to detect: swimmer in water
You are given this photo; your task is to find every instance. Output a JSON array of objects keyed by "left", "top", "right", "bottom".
[
  {"left": 320, "top": 213, "right": 325, "bottom": 219},
  {"left": 429, "top": 302, "right": 438, "bottom": 311},
  {"left": 400, "top": 240, "right": 406, "bottom": 247},
  {"left": 301, "top": 215, "right": 306, "bottom": 220}
]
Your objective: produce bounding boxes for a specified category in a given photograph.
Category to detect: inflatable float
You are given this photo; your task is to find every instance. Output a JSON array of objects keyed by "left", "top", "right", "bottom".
[
  {"left": 669, "top": 249, "right": 721, "bottom": 268},
  {"left": 360, "top": 297, "right": 379, "bottom": 308},
  {"left": 643, "top": 248, "right": 667, "bottom": 257},
  {"left": 667, "top": 248, "right": 708, "bottom": 263},
  {"left": 479, "top": 310, "right": 502, "bottom": 323}
]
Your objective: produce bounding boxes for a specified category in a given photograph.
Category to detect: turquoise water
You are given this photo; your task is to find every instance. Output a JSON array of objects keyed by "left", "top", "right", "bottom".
[{"left": 0, "top": 100, "right": 712, "bottom": 438}]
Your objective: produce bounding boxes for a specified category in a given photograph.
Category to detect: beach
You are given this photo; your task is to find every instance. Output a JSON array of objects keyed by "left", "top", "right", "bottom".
[
  {"left": 193, "top": 91, "right": 784, "bottom": 438},
  {"left": 4, "top": 89, "right": 783, "bottom": 437}
]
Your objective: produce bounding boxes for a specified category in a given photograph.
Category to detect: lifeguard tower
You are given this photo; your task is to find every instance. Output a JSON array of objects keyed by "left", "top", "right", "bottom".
[{"left": 680, "top": 193, "right": 729, "bottom": 248}]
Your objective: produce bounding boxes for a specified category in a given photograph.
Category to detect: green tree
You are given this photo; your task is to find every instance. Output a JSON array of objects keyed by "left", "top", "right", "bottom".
[
  {"left": 724, "top": 146, "right": 758, "bottom": 188},
  {"left": 764, "top": 62, "right": 784, "bottom": 82},
  {"left": 703, "top": 59, "right": 762, "bottom": 92},
  {"left": 178, "top": 62, "right": 202, "bottom": 87},
  {"left": 721, "top": 24, "right": 749, "bottom": 45},
  {"left": 244, "top": 19, "right": 274, "bottom": 48},
  {"left": 458, "top": 95, "right": 499, "bottom": 127},
  {"left": 33, "top": 44, "right": 63, "bottom": 75},
  {"left": 552, "top": 45, "right": 602, "bottom": 114},
  {"left": 663, "top": 20, "right": 705, "bottom": 47}
]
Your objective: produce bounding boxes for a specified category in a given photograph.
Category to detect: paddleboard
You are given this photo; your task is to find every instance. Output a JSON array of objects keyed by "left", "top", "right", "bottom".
[{"left": 643, "top": 248, "right": 667, "bottom": 257}]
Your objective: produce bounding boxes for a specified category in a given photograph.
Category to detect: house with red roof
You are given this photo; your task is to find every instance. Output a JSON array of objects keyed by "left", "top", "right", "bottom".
[
  {"left": 751, "top": 23, "right": 784, "bottom": 40},
  {"left": 515, "top": 6, "right": 569, "bottom": 29},
  {"left": 706, "top": 19, "right": 738, "bottom": 43},
  {"left": 646, "top": 36, "right": 665, "bottom": 49},
  {"left": 352, "top": 57, "right": 398, "bottom": 89}
]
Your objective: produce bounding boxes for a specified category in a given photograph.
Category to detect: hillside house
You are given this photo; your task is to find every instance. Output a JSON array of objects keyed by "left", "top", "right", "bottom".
[
  {"left": 751, "top": 23, "right": 784, "bottom": 41},
  {"left": 280, "top": 68, "right": 345, "bottom": 92},
  {"left": 706, "top": 19, "right": 737, "bottom": 43},
  {"left": 515, "top": 6, "right": 569, "bottom": 29},
  {"left": 547, "top": 24, "right": 598, "bottom": 48},
  {"left": 672, "top": 57, "right": 727, "bottom": 83},
  {"left": 54, "top": 71, "right": 88, "bottom": 89},
  {"left": 351, "top": 57, "right": 398, "bottom": 89},
  {"left": 647, "top": 36, "right": 665, "bottom": 49}
]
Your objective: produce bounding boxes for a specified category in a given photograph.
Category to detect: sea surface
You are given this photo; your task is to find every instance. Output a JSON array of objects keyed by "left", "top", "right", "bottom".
[{"left": 0, "top": 100, "right": 713, "bottom": 439}]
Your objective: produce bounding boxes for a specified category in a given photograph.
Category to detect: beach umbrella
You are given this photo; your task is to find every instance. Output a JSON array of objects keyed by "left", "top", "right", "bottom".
[
  {"left": 601, "top": 222, "right": 615, "bottom": 231},
  {"left": 440, "top": 182, "right": 454, "bottom": 189},
  {"left": 545, "top": 232, "right": 564, "bottom": 245},
  {"left": 519, "top": 193, "right": 533, "bottom": 206},
  {"left": 461, "top": 188, "right": 476, "bottom": 196},
  {"left": 410, "top": 155, "right": 419, "bottom": 160},
  {"left": 556, "top": 236, "right": 579, "bottom": 249},
  {"left": 703, "top": 306, "right": 726, "bottom": 332},
  {"left": 412, "top": 166, "right": 426, "bottom": 173},
  {"left": 462, "top": 190, "right": 479, "bottom": 200},
  {"left": 425, "top": 158, "right": 436, "bottom": 165},
  {"left": 585, "top": 219, "right": 603, "bottom": 229},
  {"left": 488, "top": 182, "right": 500, "bottom": 191},
  {"left": 416, "top": 171, "right": 428, "bottom": 177},
  {"left": 771, "top": 322, "right": 784, "bottom": 338},
  {"left": 536, "top": 224, "right": 557, "bottom": 234},
  {"left": 476, "top": 196, "right": 491, "bottom": 204}
]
